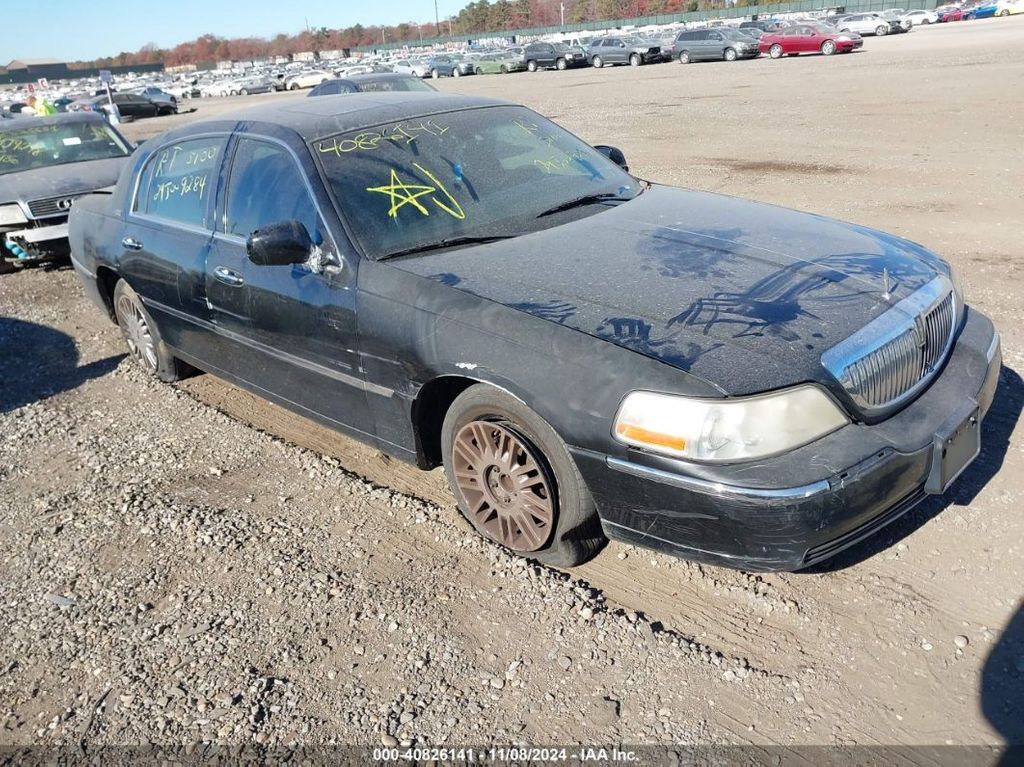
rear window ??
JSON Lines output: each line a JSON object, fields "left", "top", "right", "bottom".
{"left": 0, "top": 120, "right": 131, "bottom": 176}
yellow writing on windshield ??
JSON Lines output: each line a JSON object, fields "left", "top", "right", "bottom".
{"left": 317, "top": 120, "right": 450, "bottom": 157}
{"left": 0, "top": 137, "right": 42, "bottom": 157}
{"left": 366, "top": 163, "right": 465, "bottom": 220}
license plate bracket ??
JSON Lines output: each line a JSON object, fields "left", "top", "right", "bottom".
{"left": 925, "top": 402, "right": 981, "bottom": 494}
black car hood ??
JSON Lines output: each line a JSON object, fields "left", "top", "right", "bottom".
{"left": 0, "top": 156, "right": 127, "bottom": 210}
{"left": 392, "top": 185, "right": 948, "bottom": 395}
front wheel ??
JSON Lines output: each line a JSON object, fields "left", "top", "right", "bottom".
{"left": 289, "top": 82, "right": 299, "bottom": 90}
{"left": 998, "top": 8, "right": 1009, "bottom": 14}
{"left": 724, "top": 47, "right": 737, "bottom": 61}
{"left": 527, "top": 60, "right": 538, "bottom": 72}
{"left": 442, "top": 386, "right": 605, "bottom": 567}
{"left": 592, "top": 55, "right": 604, "bottom": 68}
{"left": 113, "top": 280, "right": 186, "bottom": 382}
{"left": 629, "top": 53, "right": 641, "bottom": 66}
{"left": 239, "top": 88, "right": 249, "bottom": 95}
{"left": 556, "top": 57, "right": 568, "bottom": 70}
{"left": 431, "top": 68, "right": 439, "bottom": 78}
{"left": 453, "top": 67, "right": 461, "bottom": 77}
{"left": 876, "top": 24, "right": 889, "bottom": 35}
{"left": 769, "top": 43, "right": 784, "bottom": 58}
{"left": 499, "top": 64, "right": 508, "bottom": 73}
{"left": 821, "top": 40, "right": 837, "bottom": 55}
{"left": 678, "top": 50, "right": 691, "bottom": 63}
{"left": 475, "top": 67, "right": 484, "bottom": 75}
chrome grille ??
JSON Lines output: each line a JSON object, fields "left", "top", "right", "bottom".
{"left": 27, "top": 195, "right": 79, "bottom": 219}
{"left": 821, "top": 275, "right": 958, "bottom": 416}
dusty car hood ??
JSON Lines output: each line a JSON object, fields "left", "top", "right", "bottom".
{"left": 0, "top": 156, "right": 128, "bottom": 209}
{"left": 392, "top": 185, "right": 948, "bottom": 395}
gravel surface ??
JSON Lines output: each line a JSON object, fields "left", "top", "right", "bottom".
{"left": 1, "top": 16, "right": 1022, "bottom": 751}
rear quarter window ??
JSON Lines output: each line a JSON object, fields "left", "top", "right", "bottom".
{"left": 133, "top": 136, "right": 227, "bottom": 228}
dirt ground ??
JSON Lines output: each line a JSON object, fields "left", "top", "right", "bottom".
{"left": 1, "top": 17, "right": 1022, "bottom": 753}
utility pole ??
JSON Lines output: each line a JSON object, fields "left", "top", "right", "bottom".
{"left": 381, "top": 27, "right": 386, "bottom": 44}
{"left": 560, "top": 1, "right": 565, "bottom": 26}
{"left": 434, "top": 0, "right": 441, "bottom": 36}
{"left": 447, "top": 16, "right": 453, "bottom": 35}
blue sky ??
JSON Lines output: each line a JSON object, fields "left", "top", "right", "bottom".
{"left": 7, "top": 0, "right": 459, "bottom": 62}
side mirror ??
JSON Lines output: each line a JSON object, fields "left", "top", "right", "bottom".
{"left": 246, "top": 220, "right": 313, "bottom": 266}
{"left": 594, "top": 145, "right": 629, "bottom": 173}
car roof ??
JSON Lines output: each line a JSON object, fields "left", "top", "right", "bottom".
{"left": 177, "top": 92, "right": 512, "bottom": 142}
{"left": 0, "top": 111, "right": 106, "bottom": 133}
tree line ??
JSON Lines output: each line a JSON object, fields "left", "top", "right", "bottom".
{"left": 68, "top": 0, "right": 744, "bottom": 69}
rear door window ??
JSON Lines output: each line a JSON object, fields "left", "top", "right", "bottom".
{"left": 133, "top": 136, "right": 227, "bottom": 228}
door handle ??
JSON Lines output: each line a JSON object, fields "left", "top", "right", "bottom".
{"left": 214, "top": 266, "right": 245, "bottom": 287}
{"left": 121, "top": 236, "right": 144, "bottom": 251}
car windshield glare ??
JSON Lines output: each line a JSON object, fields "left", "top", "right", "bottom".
{"left": 314, "top": 105, "right": 638, "bottom": 260}
{"left": 0, "top": 121, "right": 130, "bottom": 176}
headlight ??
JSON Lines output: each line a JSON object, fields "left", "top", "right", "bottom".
{"left": 613, "top": 385, "right": 848, "bottom": 463}
{"left": 0, "top": 204, "right": 28, "bottom": 226}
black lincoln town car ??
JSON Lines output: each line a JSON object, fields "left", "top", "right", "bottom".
{"left": 68, "top": 94, "right": 1001, "bottom": 571}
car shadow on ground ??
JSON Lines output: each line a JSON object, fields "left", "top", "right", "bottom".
{"left": 0, "top": 317, "right": 124, "bottom": 414}
{"left": 804, "top": 364, "right": 1023, "bottom": 573}
{"left": 983, "top": 602, "right": 1024, "bottom": 754}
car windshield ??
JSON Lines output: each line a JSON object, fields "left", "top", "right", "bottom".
{"left": 355, "top": 77, "right": 435, "bottom": 92}
{"left": 0, "top": 120, "right": 130, "bottom": 176}
{"left": 314, "top": 105, "right": 639, "bottom": 260}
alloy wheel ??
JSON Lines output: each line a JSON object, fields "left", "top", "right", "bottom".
{"left": 451, "top": 420, "right": 555, "bottom": 552}
{"left": 117, "top": 294, "right": 158, "bottom": 372}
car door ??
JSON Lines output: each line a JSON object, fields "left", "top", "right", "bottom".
{"left": 118, "top": 135, "right": 229, "bottom": 358}
{"left": 204, "top": 134, "right": 373, "bottom": 436}
{"left": 704, "top": 30, "right": 724, "bottom": 59}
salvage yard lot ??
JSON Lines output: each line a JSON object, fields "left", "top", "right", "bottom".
{"left": 2, "top": 17, "right": 1022, "bottom": 750}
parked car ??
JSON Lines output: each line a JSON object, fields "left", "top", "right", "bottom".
{"left": 1, "top": 112, "right": 132, "bottom": 272}
{"left": 996, "top": 0, "right": 1024, "bottom": 14}
{"left": 229, "top": 76, "right": 277, "bottom": 96}
{"left": 420, "top": 55, "right": 459, "bottom": 78}
{"left": 308, "top": 74, "right": 437, "bottom": 96}
{"left": 587, "top": 36, "right": 664, "bottom": 67}
{"left": 834, "top": 13, "right": 900, "bottom": 34}
{"left": 522, "top": 41, "right": 588, "bottom": 70}
{"left": 68, "top": 93, "right": 1000, "bottom": 572}
{"left": 672, "top": 28, "right": 762, "bottom": 63}
{"left": 901, "top": 8, "right": 940, "bottom": 24}
{"left": 285, "top": 70, "right": 334, "bottom": 90}
{"left": 471, "top": 52, "right": 528, "bottom": 74}
{"left": 760, "top": 23, "right": 864, "bottom": 57}
{"left": 392, "top": 58, "right": 431, "bottom": 78}
{"left": 936, "top": 5, "right": 966, "bottom": 20}
{"left": 75, "top": 93, "right": 175, "bottom": 118}
{"left": 136, "top": 86, "right": 178, "bottom": 108}
{"left": 739, "top": 19, "right": 784, "bottom": 31}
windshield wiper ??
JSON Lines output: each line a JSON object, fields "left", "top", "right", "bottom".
{"left": 378, "top": 235, "right": 515, "bottom": 260}
{"left": 536, "top": 192, "right": 636, "bottom": 219}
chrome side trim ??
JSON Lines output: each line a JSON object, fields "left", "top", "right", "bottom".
{"left": 606, "top": 456, "right": 831, "bottom": 499}
{"left": 142, "top": 296, "right": 394, "bottom": 398}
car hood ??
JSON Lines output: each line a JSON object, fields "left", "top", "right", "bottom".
{"left": 0, "top": 156, "right": 127, "bottom": 210}
{"left": 391, "top": 185, "right": 948, "bottom": 396}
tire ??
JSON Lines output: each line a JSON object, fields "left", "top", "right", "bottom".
{"left": 556, "top": 57, "right": 568, "bottom": 70}
{"left": 527, "top": 60, "right": 538, "bottom": 72}
{"left": 629, "top": 53, "right": 641, "bottom": 66}
{"left": 239, "top": 88, "right": 249, "bottom": 95}
{"left": 592, "top": 55, "right": 604, "bottom": 68}
{"left": 724, "top": 47, "right": 737, "bottom": 61}
{"left": 475, "top": 67, "right": 484, "bottom": 75}
{"left": 453, "top": 67, "right": 461, "bottom": 77}
{"left": 289, "top": 83, "right": 298, "bottom": 90}
{"left": 922, "top": 18, "right": 931, "bottom": 23}
{"left": 113, "top": 280, "right": 186, "bottom": 383}
{"left": 499, "top": 64, "right": 508, "bottom": 73}
{"left": 769, "top": 43, "right": 784, "bottom": 59}
{"left": 821, "top": 40, "right": 837, "bottom": 55}
{"left": 678, "top": 50, "right": 691, "bottom": 64}
{"left": 441, "top": 385, "right": 605, "bottom": 568}
{"left": 876, "top": 25, "right": 888, "bottom": 35}
{"left": 839, "top": 26, "right": 851, "bottom": 32}
{"left": 431, "top": 68, "right": 439, "bottom": 78}
{"left": 999, "top": 8, "right": 1009, "bottom": 14}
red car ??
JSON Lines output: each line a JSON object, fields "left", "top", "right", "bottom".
{"left": 937, "top": 5, "right": 965, "bottom": 20}
{"left": 759, "top": 23, "right": 864, "bottom": 58}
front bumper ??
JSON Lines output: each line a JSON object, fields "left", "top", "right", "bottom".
{"left": 3, "top": 221, "right": 71, "bottom": 261}
{"left": 571, "top": 308, "right": 1001, "bottom": 571}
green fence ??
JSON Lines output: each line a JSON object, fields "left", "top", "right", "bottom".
{"left": 357, "top": 0, "right": 938, "bottom": 53}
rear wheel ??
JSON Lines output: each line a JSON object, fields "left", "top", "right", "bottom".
{"left": 724, "top": 47, "right": 737, "bottom": 61}
{"left": 239, "top": 88, "right": 249, "bottom": 95}
{"left": 113, "top": 280, "right": 186, "bottom": 382}
{"left": 527, "top": 59, "right": 538, "bottom": 72}
{"left": 629, "top": 52, "right": 641, "bottom": 66}
{"left": 453, "top": 67, "right": 461, "bottom": 77}
{"left": 821, "top": 39, "right": 837, "bottom": 55}
{"left": 678, "top": 50, "right": 691, "bottom": 63}
{"left": 499, "top": 64, "right": 508, "bottom": 73}
{"left": 475, "top": 67, "right": 484, "bottom": 75}
{"left": 769, "top": 43, "right": 784, "bottom": 58}
{"left": 592, "top": 55, "right": 604, "bottom": 68}
{"left": 556, "top": 57, "right": 568, "bottom": 70}
{"left": 441, "top": 386, "right": 605, "bottom": 568}
{"left": 876, "top": 24, "right": 889, "bottom": 35}
{"left": 431, "top": 68, "right": 439, "bottom": 78}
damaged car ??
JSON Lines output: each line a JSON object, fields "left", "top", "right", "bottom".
{"left": 68, "top": 94, "right": 1001, "bottom": 571}
{"left": 1, "top": 112, "right": 132, "bottom": 273}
